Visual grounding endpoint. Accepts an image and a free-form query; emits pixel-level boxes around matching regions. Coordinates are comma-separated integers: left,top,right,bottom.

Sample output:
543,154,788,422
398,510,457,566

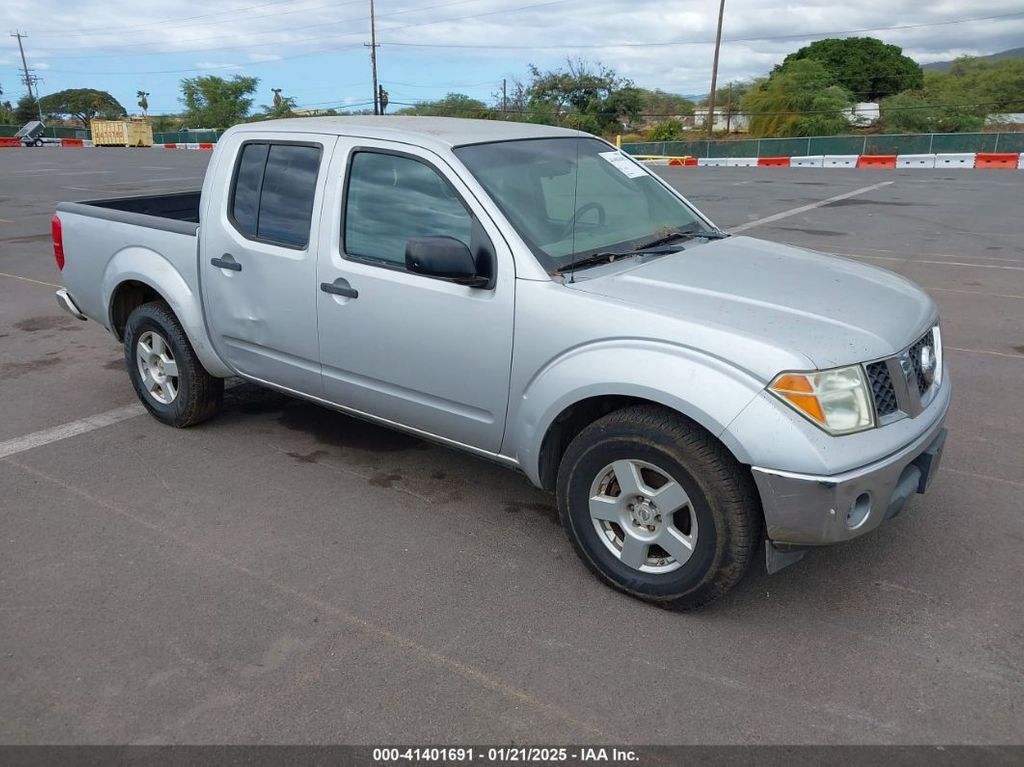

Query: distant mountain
923,47,1024,71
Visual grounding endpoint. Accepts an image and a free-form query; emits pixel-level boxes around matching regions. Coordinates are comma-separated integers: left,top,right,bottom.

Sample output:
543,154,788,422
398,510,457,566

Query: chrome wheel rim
589,459,698,573
136,330,179,405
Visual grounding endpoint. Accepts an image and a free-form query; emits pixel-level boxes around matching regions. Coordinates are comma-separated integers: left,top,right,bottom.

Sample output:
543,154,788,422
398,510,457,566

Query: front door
202,134,334,395
315,141,515,452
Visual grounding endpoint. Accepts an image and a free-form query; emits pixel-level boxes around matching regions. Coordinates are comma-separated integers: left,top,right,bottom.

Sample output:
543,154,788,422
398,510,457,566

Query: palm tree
136,90,149,117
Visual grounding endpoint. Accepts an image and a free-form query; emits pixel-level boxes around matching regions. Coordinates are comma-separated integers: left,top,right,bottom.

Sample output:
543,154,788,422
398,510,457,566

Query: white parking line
924,286,1024,301
730,181,894,233
837,253,1024,272
0,404,146,460
947,346,1024,360
0,271,60,288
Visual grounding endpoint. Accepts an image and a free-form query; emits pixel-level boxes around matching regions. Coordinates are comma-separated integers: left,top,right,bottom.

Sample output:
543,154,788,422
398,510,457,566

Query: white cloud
3,0,1022,95
193,61,243,71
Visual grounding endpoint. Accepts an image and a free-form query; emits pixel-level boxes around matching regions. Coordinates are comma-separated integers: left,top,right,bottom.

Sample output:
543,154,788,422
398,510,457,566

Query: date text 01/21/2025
371,747,640,762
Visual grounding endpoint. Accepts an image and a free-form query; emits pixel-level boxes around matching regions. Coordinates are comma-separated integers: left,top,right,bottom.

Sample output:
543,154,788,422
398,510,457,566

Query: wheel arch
508,342,765,490
103,248,232,378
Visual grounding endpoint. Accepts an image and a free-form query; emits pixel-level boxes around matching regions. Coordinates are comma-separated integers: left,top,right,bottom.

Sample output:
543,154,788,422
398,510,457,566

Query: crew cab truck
53,117,950,609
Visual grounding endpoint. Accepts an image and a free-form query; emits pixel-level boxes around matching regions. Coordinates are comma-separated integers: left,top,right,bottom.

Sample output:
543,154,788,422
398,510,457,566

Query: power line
29,0,347,39
34,0,574,57
384,10,1024,49
40,7,1024,74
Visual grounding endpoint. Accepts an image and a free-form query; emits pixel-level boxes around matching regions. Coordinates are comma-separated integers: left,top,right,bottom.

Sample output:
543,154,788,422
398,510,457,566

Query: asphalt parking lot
1,149,1022,745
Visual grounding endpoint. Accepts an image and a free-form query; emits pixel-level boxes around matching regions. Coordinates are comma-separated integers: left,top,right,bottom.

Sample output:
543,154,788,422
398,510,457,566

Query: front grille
864,328,937,420
866,361,898,416
907,329,935,395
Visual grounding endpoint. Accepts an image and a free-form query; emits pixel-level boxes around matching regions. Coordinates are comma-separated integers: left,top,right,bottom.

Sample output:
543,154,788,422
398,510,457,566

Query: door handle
210,255,242,271
320,279,358,299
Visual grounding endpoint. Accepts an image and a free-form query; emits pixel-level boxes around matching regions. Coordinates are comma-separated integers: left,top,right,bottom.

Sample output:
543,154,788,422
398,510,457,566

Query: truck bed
81,190,202,224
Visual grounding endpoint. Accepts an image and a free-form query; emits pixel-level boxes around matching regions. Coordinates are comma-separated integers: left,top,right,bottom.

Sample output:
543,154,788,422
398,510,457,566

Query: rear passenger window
231,143,268,238
229,142,322,249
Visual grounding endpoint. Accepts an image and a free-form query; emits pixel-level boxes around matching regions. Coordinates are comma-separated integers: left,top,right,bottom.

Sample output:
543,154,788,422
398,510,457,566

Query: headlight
769,365,875,435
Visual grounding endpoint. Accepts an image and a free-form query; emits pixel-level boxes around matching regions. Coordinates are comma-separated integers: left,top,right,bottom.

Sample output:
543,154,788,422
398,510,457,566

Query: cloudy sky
2,0,1022,115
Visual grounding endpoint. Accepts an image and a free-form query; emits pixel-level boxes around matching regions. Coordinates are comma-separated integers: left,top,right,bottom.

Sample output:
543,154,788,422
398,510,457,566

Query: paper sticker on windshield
599,151,649,178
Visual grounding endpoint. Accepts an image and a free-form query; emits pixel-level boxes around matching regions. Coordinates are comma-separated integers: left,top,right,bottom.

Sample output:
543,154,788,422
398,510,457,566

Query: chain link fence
0,124,90,139
623,132,1024,158
152,130,222,144
0,126,223,143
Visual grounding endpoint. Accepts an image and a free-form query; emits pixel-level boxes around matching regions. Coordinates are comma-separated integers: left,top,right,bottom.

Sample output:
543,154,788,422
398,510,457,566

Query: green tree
778,37,923,100
637,88,695,118
398,93,493,118
648,119,685,141
0,100,13,124
14,94,40,124
180,75,259,129
743,59,853,137
878,57,1024,133
258,94,298,120
150,114,183,133
38,88,125,127
526,59,640,132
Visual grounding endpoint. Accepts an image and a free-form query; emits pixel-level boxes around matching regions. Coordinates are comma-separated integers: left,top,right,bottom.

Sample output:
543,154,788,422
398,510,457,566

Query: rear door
314,140,516,452
202,133,335,395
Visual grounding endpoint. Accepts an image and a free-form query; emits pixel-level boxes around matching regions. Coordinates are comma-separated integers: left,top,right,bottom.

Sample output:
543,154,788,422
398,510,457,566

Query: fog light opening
847,493,872,529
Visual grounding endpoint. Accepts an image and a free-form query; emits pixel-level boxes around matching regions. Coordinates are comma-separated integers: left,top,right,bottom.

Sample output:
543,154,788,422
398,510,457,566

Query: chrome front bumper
752,408,948,547
55,288,87,321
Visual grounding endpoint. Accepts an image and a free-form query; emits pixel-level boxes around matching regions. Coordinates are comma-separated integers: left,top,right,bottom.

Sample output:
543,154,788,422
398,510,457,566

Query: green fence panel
0,124,89,139
755,138,811,157
929,133,996,153
624,142,663,155
707,139,760,157
807,136,865,155
994,133,1024,152
864,134,931,155
153,130,222,144
652,140,703,157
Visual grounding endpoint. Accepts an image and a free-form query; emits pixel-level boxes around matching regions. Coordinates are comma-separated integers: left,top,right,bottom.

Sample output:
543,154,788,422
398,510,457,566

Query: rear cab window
229,141,322,249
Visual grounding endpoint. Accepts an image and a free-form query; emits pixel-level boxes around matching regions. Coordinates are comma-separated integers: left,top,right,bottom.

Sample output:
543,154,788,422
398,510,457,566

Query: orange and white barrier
896,154,935,169
642,151,1022,170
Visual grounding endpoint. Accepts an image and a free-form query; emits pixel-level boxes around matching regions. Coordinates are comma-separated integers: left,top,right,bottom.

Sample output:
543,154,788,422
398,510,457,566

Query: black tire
123,301,223,427
556,405,761,610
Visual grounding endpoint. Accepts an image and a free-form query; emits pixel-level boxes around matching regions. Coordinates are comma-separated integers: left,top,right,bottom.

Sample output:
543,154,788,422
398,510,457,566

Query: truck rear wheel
556,405,761,610
123,301,223,427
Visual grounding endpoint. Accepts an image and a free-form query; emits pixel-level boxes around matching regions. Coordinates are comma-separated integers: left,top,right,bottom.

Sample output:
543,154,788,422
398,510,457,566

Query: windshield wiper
560,243,684,274
667,228,731,241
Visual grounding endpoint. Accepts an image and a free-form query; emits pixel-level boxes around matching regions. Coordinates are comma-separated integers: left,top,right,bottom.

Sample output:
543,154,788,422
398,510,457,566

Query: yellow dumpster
90,119,154,147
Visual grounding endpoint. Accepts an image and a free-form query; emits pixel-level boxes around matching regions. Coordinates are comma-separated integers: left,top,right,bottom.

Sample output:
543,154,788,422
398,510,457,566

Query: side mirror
405,237,488,287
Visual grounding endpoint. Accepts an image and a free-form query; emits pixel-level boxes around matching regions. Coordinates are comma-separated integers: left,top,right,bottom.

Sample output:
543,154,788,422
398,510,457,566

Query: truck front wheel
556,405,761,610
123,301,223,427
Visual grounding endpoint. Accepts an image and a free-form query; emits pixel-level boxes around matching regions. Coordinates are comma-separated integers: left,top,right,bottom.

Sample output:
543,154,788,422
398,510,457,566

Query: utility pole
11,31,41,119
366,0,380,115
705,0,726,137
502,78,507,115
725,82,732,133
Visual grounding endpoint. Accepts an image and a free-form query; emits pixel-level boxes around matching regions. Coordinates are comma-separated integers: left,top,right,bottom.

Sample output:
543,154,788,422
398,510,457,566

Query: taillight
51,214,64,271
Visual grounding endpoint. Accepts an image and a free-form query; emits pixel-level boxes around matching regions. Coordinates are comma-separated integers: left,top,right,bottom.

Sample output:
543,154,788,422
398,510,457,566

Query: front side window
229,142,321,249
344,151,473,266
455,137,707,272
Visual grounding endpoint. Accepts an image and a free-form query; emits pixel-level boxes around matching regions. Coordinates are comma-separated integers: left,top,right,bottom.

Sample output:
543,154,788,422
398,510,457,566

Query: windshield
454,137,710,272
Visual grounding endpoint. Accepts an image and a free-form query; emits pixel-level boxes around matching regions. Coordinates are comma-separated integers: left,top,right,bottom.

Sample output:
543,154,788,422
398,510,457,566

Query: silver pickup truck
53,117,950,609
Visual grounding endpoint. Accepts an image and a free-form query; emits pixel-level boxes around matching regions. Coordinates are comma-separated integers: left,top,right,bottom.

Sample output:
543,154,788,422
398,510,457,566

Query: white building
693,108,749,133
843,102,880,127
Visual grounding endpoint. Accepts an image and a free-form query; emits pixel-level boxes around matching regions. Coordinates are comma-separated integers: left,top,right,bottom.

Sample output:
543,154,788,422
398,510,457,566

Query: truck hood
566,236,936,370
